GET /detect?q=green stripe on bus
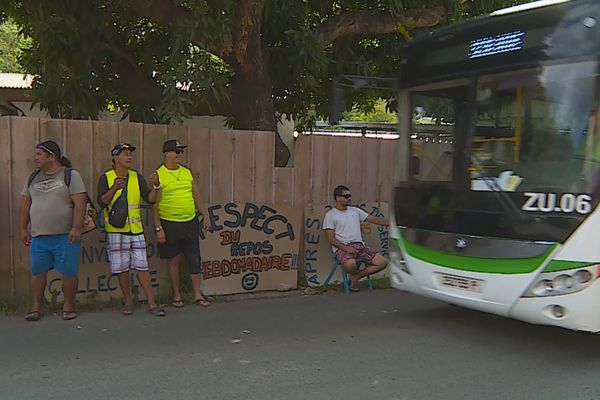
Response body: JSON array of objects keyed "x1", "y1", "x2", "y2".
[
  {"x1": 399, "y1": 237, "x2": 556, "y2": 274},
  {"x1": 544, "y1": 260, "x2": 595, "y2": 272}
]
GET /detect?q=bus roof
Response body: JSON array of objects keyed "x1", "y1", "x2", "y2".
[
  {"x1": 491, "y1": 0, "x2": 570, "y2": 16},
  {"x1": 402, "y1": 0, "x2": 598, "y2": 87}
]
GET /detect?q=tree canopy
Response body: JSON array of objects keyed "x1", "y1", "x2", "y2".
[
  {"x1": 0, "y1": 17, "x2": 30, "y2": 73},
  {"x1": 1, "y1": 0, "x2": 528, "y2": 164}
]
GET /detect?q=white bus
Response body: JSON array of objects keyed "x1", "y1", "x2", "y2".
[{"x1": 389, "y1": 0, "x2": 600, "y2": 332}]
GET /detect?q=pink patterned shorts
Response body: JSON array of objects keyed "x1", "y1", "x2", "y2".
[{"x1": 334, "y1": 242, "x2": 377, "y2": 265}]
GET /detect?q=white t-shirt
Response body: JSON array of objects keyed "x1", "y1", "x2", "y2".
[{"x1": 322, "y1": 206, "x2": 369, "y2": 253}]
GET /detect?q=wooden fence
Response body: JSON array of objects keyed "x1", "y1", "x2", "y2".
[{"x1": 0, "y1": 117, "x2": 395, "y2": 298}]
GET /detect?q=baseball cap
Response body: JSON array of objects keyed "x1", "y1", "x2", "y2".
[
  {"x1": 163, "y1": 139, "x2": 187, "y2": 152},
  {"x1": 36, "y1": 140, "x2": 62, "y2": 157},
  {"x1": 111, "y1": 143, "x2": 136, "y2": 156}
]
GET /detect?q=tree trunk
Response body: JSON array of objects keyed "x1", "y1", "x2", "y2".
[{"x1": 227, "y1": 0, "x2": 290, "y2": 167}]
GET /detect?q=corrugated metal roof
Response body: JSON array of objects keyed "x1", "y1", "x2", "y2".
[{"x1": 0, "y1": 73, "x2": 33, "y2": 89}]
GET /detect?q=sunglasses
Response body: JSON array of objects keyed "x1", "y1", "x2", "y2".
[
  {"x1": 36, "y1": 143, "x2": 55, "y2": 156},
  {"x1": 340, "y1": 194, "x2": 352, "y2": 199},
  {"x1": 174, "y1": 149, "x2": 184, "y2": 154}
]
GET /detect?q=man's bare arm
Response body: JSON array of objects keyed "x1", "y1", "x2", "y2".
[
  {"x1": 19, "y1": 195, "x2": 32, "y2": 246},
  {"x1": 365, "y1": 215, "x2": 389, "y2": 226}
]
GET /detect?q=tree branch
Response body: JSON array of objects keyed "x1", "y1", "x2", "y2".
[
  {"x1": 122, "y1": 0, "x2": 193, "y2": 29},
  {"x1": 122, "y1": 0, "x2": 234, "y2": 58},
  {"x1": 317, "y1": 6, "x2": 447, "y2": 45},
  {"x1": 190, "y1": 97, "x2": 233, "y2": 117}
]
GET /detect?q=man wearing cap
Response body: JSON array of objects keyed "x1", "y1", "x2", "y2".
[
  {"x1": 151, "y1": 139, "x2": 211, "y2": 308},
  {"x1": 20, "y1": 140, "x2": 87, "y2": 321},
  {"x1": 96, "y1": 143, "x2": 166, "y2": 317}
]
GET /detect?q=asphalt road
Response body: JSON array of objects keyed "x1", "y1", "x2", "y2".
[{"x1": 2, "y1": 289, "x2": 600, "y2": 400}]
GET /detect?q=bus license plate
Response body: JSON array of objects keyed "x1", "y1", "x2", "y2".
[{"x1": 437, "y1": 273, "x2": 483, "y2": 293}]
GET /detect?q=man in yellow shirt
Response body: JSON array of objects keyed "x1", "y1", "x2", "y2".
[{"x1": 152, "y1": 140, "x2": 211, "y2": 307}]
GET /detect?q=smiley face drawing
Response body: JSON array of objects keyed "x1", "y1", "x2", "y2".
[{"x1": 242, "y1": 273, "x2": 259, "y2": 291}]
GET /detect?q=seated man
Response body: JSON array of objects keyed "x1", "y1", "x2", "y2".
[{"x1": 323, "y1": 185, "x2": 389, "y2": 291}]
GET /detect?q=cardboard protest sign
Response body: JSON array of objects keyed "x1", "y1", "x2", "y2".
[
  {"x1": 44, "y1": 205, "x2": 169, "y2": 303},
  {"x1": 303, "y1": 203, "x2": 389, "y2": 287},
  {"x1": 44, "y1": 202, "x2": 302, "y2": 301},
  {"x1": 200, "y1": 202, "x2": 301, "y2": 295}
]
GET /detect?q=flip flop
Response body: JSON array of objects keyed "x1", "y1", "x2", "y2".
[
  {"x1": 193, "y1": 298, "x2": 211, "y2": 307},
  {"x1": 121, "y1": 304, "x2": 133, "y2": 316},
  {"x1": 169, "y1": 300, "x2": 184, "y2": 308},
  {"x1": 62, "y1": 310, "x2": 77, "y2": 320},
  {"x1": 148, "y1": 307, "x2": 167, "y2": 317},
  {"x1": 25, "y1": 310, "x2": 42, "y2": 322},
  {"x1": 347, "y1": 279, "x2": 360, "y2": 292}
]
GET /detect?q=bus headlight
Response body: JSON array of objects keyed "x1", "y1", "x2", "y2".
[
  {"x1": 530, "y1": 279, "x2": 552, "y2": 296},
  {"x1": 522, "y1": 266, "x2": 598, "y2": 298},
  {"x1": 573, "y1": 270, "x2": 592, "y2": 284},
  {"x1": 552, "y1": 275, "x2": 574, "y2": 291}
]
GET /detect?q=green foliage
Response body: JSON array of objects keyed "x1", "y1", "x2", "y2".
[
  {"x1": 344, "y1": 98, "x2": 397, "y2": 123},
  {"x1": 0, "y1": 17, "x2": 30, "y2": 73},
  {"x1": 0, "y1": 0, "x2": 527, "y2": 127}
]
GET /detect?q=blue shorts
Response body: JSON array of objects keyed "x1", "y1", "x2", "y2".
[{"x1": 30, "y1": 234, "x2": 81, "y2": 277}]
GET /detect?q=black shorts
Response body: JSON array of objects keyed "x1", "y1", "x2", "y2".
[{"x1": 158, "y1": 218, "x2": 201, "y2": 274}]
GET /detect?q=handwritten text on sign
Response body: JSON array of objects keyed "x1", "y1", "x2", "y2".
[{"x1": 200, "y1": 202, "x2": 301, "y2": 294}]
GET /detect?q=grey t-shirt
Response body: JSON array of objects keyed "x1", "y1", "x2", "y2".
[{"x1": 21, "y1": 168, "x2": 86, "y2": 237}]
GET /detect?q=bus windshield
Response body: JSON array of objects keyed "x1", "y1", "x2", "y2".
[
  {"x1": 398, "y1": 61, "x2": 600, "y2": 242},
  {"x1": 471, "y1": 61, "x2": 600, "y2": 195}
]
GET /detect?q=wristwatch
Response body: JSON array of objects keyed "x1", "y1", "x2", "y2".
[{"x1": 154, "y1": 226, "x2": 163, "y2": 232}]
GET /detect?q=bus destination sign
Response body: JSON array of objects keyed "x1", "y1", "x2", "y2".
[{"x1": 469, "y1": 30, "x2": 525, "y2": 59}]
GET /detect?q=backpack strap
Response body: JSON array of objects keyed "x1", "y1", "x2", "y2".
[
  {"x1": 27, "y1": 169, "x2": 41, "y2": 188},
  {"x1": 28, "y1": 168, "x2": 72, "y2": 188},
  {"x1": 64, "y1": 167, "x2": 73, "y2": 187}
]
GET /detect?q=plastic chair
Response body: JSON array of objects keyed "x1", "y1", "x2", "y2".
[{"x1": 321, "y1": 256, "x2": 373, "y2": 294}]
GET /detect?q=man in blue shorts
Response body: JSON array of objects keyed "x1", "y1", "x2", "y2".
[{"x1": 19, "y1": 140, "x2": 87, "y2": 321}]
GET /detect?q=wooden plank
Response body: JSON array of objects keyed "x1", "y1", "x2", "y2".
[
  {"x1": 0, "y1": 118, "x2": 11, "y2": 290},
  {"x1": 362, "y1": 138, "x2": 381, "y2": 203},
  {"x1": 311, "y1": 135, "x2": 332, "y2": 205},
  {"x1": 188, "y1": 127, "x2": 211, "y2": 202},
  {"x1": 210, "y1": 129, "x2": 235, "y2": 203},
  {"x1": 141, "y1": 124, "x2": 167, "y2": 179},
  {"x1": 118, "y1": 122, "x2": 143, "y2": 172},
  {"x1": 253, "y1": 131, "x2": 274, "y2": 204},
  {"x1": 233, "y1": 130, "x2": 254, "y2": 203},
  {"x1": 65, "y1": 120, "x2": 93, "y2": 196},
  {"x1": 329, "y1": 137, "x2": 349, "y2": 203},
  {"x1": 92, "y1": 122, "x2": 118, "y2": 196},
  {"x1": 39, "y1": 118, "x2": 64, "y2": 144},
  {"x1": 379, "y1": 139, "x2": 396, "y2": 204},
  {"x1": 273, "y1": 167, "x2": 294, "y2": 206},
  {"x1": 9, "y1": 117, "x2": 38, "y2": 293},
  {"x1": 347, "y1": 138, "x2": 366, "y2": 203},
  {"x1": 292, "y1": 135, "x2": 312, "y2": 207}
]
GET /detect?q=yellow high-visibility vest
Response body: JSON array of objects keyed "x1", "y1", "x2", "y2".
[{"x1": 103, "y1": 169, "x2": 143, "y2": 234}]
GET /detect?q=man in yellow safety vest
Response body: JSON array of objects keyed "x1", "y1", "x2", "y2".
[{"x1": 97, "y1": 143, "x2": 166, "y2": 317}]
